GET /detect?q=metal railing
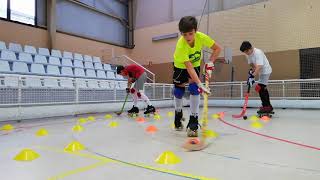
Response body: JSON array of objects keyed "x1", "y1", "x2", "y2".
[{"x1": 106, "y1": 55, "x2": 156, "y2": 83}]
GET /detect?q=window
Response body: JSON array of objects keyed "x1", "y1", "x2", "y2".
[
  {"x1": 0, "y1": 0, "x2": 7, "y2": 18},
  {"x1": 10, "y1": 0, "x2": 35, "y2": 25}
]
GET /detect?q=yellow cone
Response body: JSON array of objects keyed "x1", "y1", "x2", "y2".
[
  {"x1": 108, "y1": 121, "x2": 119, "y2": 128},
  {"x1": 211, "y1": 114, "x2": 220, "y2": 119},
  {"x1": 154, "y1": 114, "x2": 161, "y2": 120},
  {"x1": 105, "y1": 114, "x2": 113, "y2": 119},
  {"x1": 251, "y1": 121, "x2": 263, "y2": 129},
  {"x1": 64, "y1": 141, "x2": 85, "y2": 152},
  {"x1": 249, "y1": 115, "x2": 259, "y2": 122},
  {"x1": 78, "y1": 118, "x2": 87, "y2": 124},
  {"x1": 155, "y1": 151, "x2": 181, "y2": 165},
  {"x1": 1, "y1": 124, "x2": 14, "y2": 131},
  {"x1": 14, "y1": 149, "x2": 40, "y2": 161},
  {"x1": 36, "y1": 128, "x2": 48, "y2": 136},
  {"x1": 167, "y1": 111, "x2": 174, "y2": 117},
  {"x1": 72, "y1": 125, "x2": 84, "y2": 132},
  {"x1": 87, "y1": 116, "x2": 95, "y2": 121},
  {"x1": 203, "y1": 129, "x2": 218, "y2": 138}
]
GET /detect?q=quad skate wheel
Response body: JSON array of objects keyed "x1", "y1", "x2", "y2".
[{"x1": 243, "y1": 115, "x2": 248, "y2": 120}]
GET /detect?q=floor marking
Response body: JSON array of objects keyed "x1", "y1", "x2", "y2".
[{"x1": 218, "y1": 118, "x2": 320, "y2": 151}]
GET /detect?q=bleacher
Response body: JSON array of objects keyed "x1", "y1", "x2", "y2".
[{"x1": 0, "y1": 41, "x2": 128, "y2": 105}]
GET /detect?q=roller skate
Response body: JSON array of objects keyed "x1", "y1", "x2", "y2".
[
  {"x1": 186, "y1": 115, "x2": 199, "y2": 137},
  {"x1": 128, "y1": 106, "x2": 139, "y2": 117},
  {"x1": 257, "y1": 106, "x2": 274, "y2": 118},
  {"x1": 144, "y1": 105, "x2": 156, "y2": 117},
  {"x1": 174, "y1": 110, "x2": 185, "y2": 131}
]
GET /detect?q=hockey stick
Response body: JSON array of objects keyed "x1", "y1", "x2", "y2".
[
  {"x1": 116, "y1": 83, "x2": 134, "y2": 116},
  {"x1": 232, "y1": 85, "x2": 251, "y2": 119}
]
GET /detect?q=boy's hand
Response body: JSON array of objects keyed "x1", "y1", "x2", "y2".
[
  {"x1": 197, "y1": 83, "x2": 211, "y2": 95},
  {"x1": 204, "y1": 62, "x2": 215, "y2": 78},
  {"x1": 247, "y1": 69, "x2": 255, "y2": 87}
]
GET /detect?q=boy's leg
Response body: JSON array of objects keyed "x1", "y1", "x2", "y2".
[
  {"x1": 256, "y1": 74, "x2": 273, "y2": 113},
  {"x1": 128, "y1": 88, "x2": 139, "y2": 114}
]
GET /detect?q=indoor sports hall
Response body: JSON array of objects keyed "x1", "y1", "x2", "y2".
[{"x1": 0, "y1": 0, "x2": 319, "y2": 180}]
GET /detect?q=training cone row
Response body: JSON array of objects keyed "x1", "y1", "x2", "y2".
[{"x1": 155, "y1": 151, "x2": 181, "y2": 165}]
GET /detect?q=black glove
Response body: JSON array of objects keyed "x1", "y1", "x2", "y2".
[
  {"x1": 126, "y1": 88, "x2": 130, "y2": 94},
  {"x1": 247, "y1": 69, "x2": 255, "y2": 86}
]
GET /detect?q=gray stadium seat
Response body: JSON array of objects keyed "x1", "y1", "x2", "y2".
[
  {"x1": 0, "y1": 41, "x2": 6, "y2": 50},
  {"x1": 116, "y1": 74, "x2": 125, "y2": 80},
  {"x1": 51, "y1": 49, "x2": 62, "y2": 58},
  {"x1": 107, "y1": 71, "x2": 115, "y2": 79},
  {"x1": 76, "y1": 79, "x2": 87, "y2": 88},
  {"x1": 63, "y1": 51, "x2": 73, "y2": 59},
  {"x1": 94, "y1": 62, "x2": 103, "y2": 70},
  {"x1": 103, "y1": 64, "x2": 112, "y2": 70},
  {"x1": 96, "y1": 70, "x2": 107, "y2": 79},
  {"x1": 48, "y1": 56, "x2": 61, "y2": 65},
  {"x1": 0, "y1": 60, "x2": 11, "y2": 72},
  {"x1": 84, "y1": 62, "x2": 94, "y2": 69},
  {"x1": 1, "y1": 50, "x2": 16, "y2": 61},
  {"x1": 24, "y1": 45, "x2": 37, "y2": 54},
  {"x1": 31, "y1": 64, "x2": 46, "y2": 74},
  {"x1": 60, "y1": 79, "x2": 74, "y2": 88},
  {"x1": 84, "y1": 55, "x2": 93, "y2": 62},
  {"x1": 24, "y1": 77, "x2": 42, "y2": 87},
  {"x1": 74, "y1": 53, "x2": 83, "y2": 61},
  {"x1": 8, "y1": 43, "x2": 22, "y2": 52},
  {"x1": 74, "y1": 68, "x2": 85, "y2": 77},
  {"x1": 18, "y1": 53, "x2": 33, "y2": 63},
  {"x1": 73, "y1": 60, "x2": 84, "y2": 68},
  {"x1": 13, "y1": 61, "x2": 29, "y2": 73},
  {"x1": 38, "y1": 48, "x2": 50, "y2": 56},
  {"x1": 61, "y1": 67, "x2": 74, "y2": 76},
  {"x1": 86, "y1": 69, "x2": 96, "y2": 78},
  {"x1": 44, "y1": 78, "x2": 59, "y2": 88},
  {"x1": 34, "y1": 55, "x2": 48, "y2": 64},
  {"x1": 61, "y1": 58, "x2": 73, "y2": 67},
  {"x1": 93, "y1": 56, "x2": 101, "y2": 63},
  {"x1": 87, "y1": 80, "x2": 99, "y2": 89},
  {"x1": 47, "y1": 65, "x2": 60, "y2": 76}
]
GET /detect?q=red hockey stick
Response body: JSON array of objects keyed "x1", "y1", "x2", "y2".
[{"x1": 232, "y1": 85, "x2": 251, "y2": 119}]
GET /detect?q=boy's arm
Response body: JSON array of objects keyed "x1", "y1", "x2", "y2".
[
  {"x1": 209, "y1": 43, "x2": 222, "y2": 63},
  {"x1": 185, "y1": 61, "x2": 201, "y2": 84},
  {"x1": 253, "y1": 65, "x2": 262, "y2": 77}
]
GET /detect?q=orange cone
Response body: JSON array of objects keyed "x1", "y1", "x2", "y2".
[
  {"x1": 136, "y1": 117, "x2": 146, "y2": 123},
  {"x1": 260, "y1": 116, "x2": 270, "y2": 122},
  {"x1": 146, "y1": 125, "x2": 158, "y2": 134},
  {"x1": 219, "y1": 112, "x2": 225, "y2": 119}
]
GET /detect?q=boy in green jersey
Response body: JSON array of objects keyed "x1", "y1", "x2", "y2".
[{"x1": 173, "y1": 16, "x2": 222, "y2": 137}]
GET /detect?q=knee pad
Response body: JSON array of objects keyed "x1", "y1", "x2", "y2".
[
  {"x1": 173, "y1": 85, "x2": 185, "y2": 99},
  {"x1": 188, "y1": 83, "x2": 200, "y2": 95},
  {"x1": 130, "y1": 88, "x2": 136, "y2": 94},
  {"x1": 137, "y1": 92, "x2": 141, "y2": 98}
]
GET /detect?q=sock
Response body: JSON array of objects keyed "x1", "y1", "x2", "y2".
[
  {"x1": 132, "y1": 93, "x2": 138, "y2": 106},
  {"x1": 139, "y1": 92, "x2": 151, "y2": 106},
  {"x1": 190, "y1": 95, "x2": 200, "y2": 117},
  {"x1": 175, "y1": 97, "x2": 183, "y2": 112}
]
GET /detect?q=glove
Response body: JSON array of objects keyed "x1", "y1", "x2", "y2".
[
  {"x1": 197, "y1": 83, "x2": 211, "y2": 95},
  {"x1": 204, "y1": 62, "x2": 215, "y2": 78},
  {"x1": 247, "y1": 69, "x2": 255, "y2": 87},
  {"x1": 131, "y1": 78, "x2": 137, "y2": 83},
  {"x1": 126, "y1": 88, "x2": 130, "y2": 94}
]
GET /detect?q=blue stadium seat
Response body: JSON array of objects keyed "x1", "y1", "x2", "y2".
[
  {"x1": 74, "y1": 53, "x2": 83, "y2": 61},
  {"x1": 107, "y1": 71, "x2": 115, "y2": 79},
  {"x1": 0, "y1": 60, "x2": 11, "y2": 72},
  {"x1": 0, "y1": 41, "x2": 6, "y2": 50},
  {"x1": 96, "y1": 70, "x2": 107, "y2": 79},
  {"x1": 13, "y1": 61, "x2": 29, "y2": 73},
  {"x1": 103, "y1": 64, "x2": 112, "y2": 70},
  {"x1": 51, "y1": 49, "x2": 62, "y2": 58},
  {"x1": 31, "y1": 63, "x2": 46, "y2": 75},
  {"x1": 94, "y1": 62, "x2": 103, "y2": 70},
  {"x1": 63, "y1": 51, "x2": 73, "y2": 59},
  {"x1": 1, "y1": 50, "x2": 17, "y2": 61},
  {"x1": 47, "y1": 65, "x2": 60, "y2": 76},
  {"x1": 24, "y1": 45, "x2": 37, "y2": 54},
  {"x1": 93, "y1": 56, "x2": 101, "y2": 63},
  {"x1": 48, "y1": 56, "x2": 61, "y2": 65},
  {"x1": 38, "y1": 48, "x2": 50, "y2": 56},
  {"x1": 74, "y1": 68, "x2": 85, "y2": 77},
  {"x1": 84, "y1": 62, "x2": 94, "y2": 69},
  {"x1": 18, "y1": 53, "x2": 33, "y2": 63},
  {"x1": 86, "y1": 69, "x2": 96, "y2": 78},
  {"x1": 61, "y1": 67, "x2": 74, "y2": 76},
  {"x1": 8, "y1": 43, "x2": 22, "y2": 52},
  {"x1": 34, "y1": 55, "x2": 48, "y2": 64},
  {"x1": 61, "y1": 58, "x2": 73, "y2": 67},
  {"x1": 74, "y1": 60, "x2": 84, "y2": 68},
  {"x1": 84, "y1": 55, "x2": 93, "y2": 62}
]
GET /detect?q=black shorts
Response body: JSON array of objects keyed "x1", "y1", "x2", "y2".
[{"x1": 173, "y1": 66, "x2": 201, "y2": 85}]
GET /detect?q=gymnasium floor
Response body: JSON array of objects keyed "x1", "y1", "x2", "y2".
[{"x1": 0, "y1": 107, "x2": 319, "y2": 180}]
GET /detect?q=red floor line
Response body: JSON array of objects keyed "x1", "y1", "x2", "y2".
[{"x1": 218, "y1": 118, "x2": 320, "y2": 151}]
